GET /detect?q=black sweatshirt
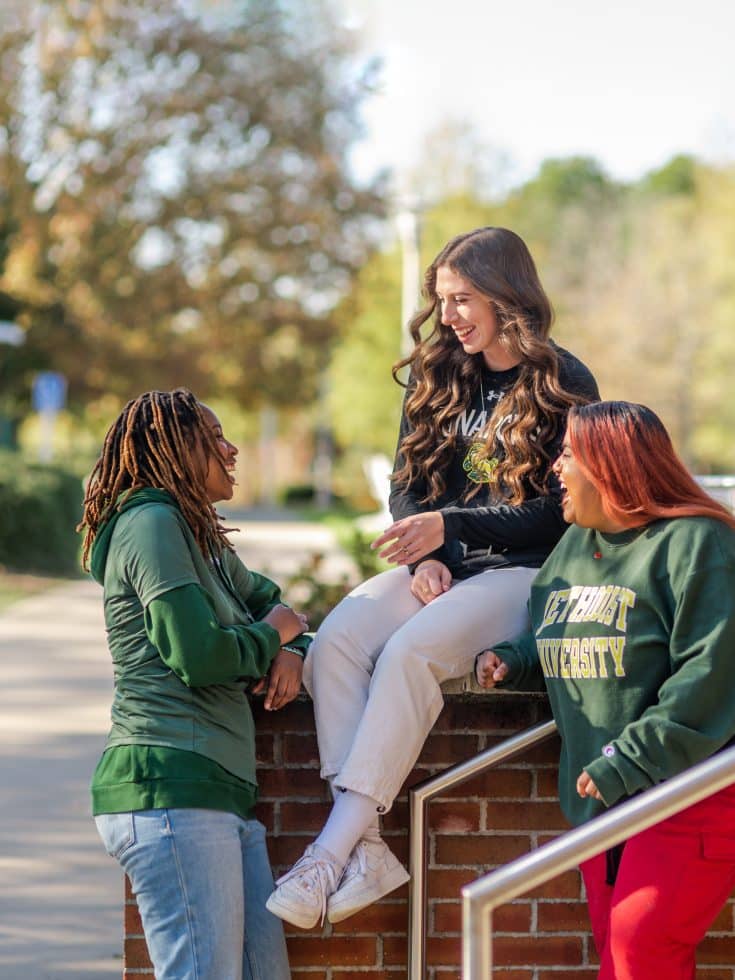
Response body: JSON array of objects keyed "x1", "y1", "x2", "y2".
[{"x1": 389, "y1": 346, "x2": 600, "y2": 579}]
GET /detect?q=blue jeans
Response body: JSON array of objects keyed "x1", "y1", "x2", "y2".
[{"x1": 95, "y1": 809, "x2": 290, "y2": 980}]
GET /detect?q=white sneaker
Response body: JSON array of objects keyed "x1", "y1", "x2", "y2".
[
  {"x1": 327, "y1": 838, "x2": 410, "y2": 924},
  {"x1": 266, "y1": 844, "x2": 342, "y2": 929}
]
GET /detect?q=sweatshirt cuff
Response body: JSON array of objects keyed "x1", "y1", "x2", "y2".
[
  {"x1": 583, "y1": 755, "x2": 633, "y2": 808},
  {"x1": 281, "y1": 633, "x2": 312, "y2": 658},
  {"x1": 409, "y1": 551, "x2": 450, "y2": 575},
  {"x1": 440, "y1": 509, "x2": 463, "y2": 540},
  {"x1": 251, "y1": 621, "x2": 282, "y2": 658},
  {"x1": 490, "y1": 644, "x2": 526, "y2": 691}
]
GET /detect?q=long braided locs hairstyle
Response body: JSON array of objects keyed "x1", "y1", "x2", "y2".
[
  {"x1": 79, "y1": 388, "x2": 233, "y2": 570},
  {"x1": 392, "y1": 227, "x2": 594, "y2": 506}
]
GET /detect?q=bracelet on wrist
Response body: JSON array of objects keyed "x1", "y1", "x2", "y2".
[{"x1": 281, "y1": 643, "x2": 306, "y2": 659}]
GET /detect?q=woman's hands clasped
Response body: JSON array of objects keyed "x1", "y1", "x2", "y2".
[
  {"x1": 254, "y1": 604, "x2": 309, "y2": 711},
  {"x1": 253, "y1": 648, "x2": 304, "y2": 711},
  {"x1": 410, "y1": 559, "x2": 452, "y2": 604},
  {"x1": 263, "y1": 603, "x2": 308, "y2": 645}
]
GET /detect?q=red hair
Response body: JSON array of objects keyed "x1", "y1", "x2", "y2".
[{"x1": 567, "y1": 401, "x2": 735, "y2": 531}]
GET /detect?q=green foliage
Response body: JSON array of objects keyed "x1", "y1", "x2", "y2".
[
  {"x1": 283, "y1": 553, "x2": 352, "y2": 630},
  {"x1": 0, "y1": 0, "x2": 384, "y2": 418},
  {"x1": 419, "y1": 194, "x2": 500, "y2": 267},
  {"x1": 327, "y1": 147, "x2": 735, "y2": 483},
  {"x1": 640, "y1": 155, "x2": 697, "y2": 197},
  {"x1": 282, "y1": 525, "x2": 387, "y2": 629},
  {"x1": 339, "y1": 527, "x2": 388, "y2": 581},
  {"x1": 327, "y1": 247, "x2": 404, "y2": 457},
  {"x1": 513, "y1": 156, "x2": 615, "y2": 211},
  {"x1": 280, "y1": 483, "x2": 317, "y2": 506},
  {"x1": 0, "y1": 451, "x2": 82, "y2": 574}
]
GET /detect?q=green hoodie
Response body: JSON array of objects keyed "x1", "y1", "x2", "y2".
[
  {"x1": 495, "y1": 516, "x2": 735, "y2": 827},
  {"x1": 90, "y1": 490, "x2": 309, "y2": 816}
]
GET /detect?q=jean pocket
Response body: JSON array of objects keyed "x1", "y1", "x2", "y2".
[{"x1": 95, "y1": 812, "x2": 136, "y2": 860}]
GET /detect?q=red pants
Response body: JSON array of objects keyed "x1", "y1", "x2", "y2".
[{"x1": 580, "y1": 783, "x2": 735, "y2": 980}]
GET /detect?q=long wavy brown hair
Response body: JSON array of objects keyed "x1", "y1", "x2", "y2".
[
  {"x1": 392, "y1": 227, "x2": 593, "y2": 505},
  {"x1": 78, "y1": 388, "x2": 233, "y2": 570}
]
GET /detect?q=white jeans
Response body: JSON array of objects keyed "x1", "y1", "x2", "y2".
[{"x1": 302, "y1": 564, "x2": 537, "y2": 812}]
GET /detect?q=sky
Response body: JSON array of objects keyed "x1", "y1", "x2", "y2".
[{"x1": 337, "y1": 0, "x2": 735, "y2": 192}]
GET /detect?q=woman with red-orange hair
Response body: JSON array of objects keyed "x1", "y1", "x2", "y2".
[{"x1": 477, "y1": 400, "x2": 735, "y2": 980}]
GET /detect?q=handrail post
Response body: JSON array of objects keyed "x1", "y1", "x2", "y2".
[
  {"x1": 462, "y1": 890, "x2": 492, "y2": 980},
  {"x1": 408, "y1": 790, "x2": 428, "y2": 980},
  {"x1": 408, "y1": 718, "x2": 558, "y2": 980},
  {"x1": 461, "y1": 744, "x2": 735, "y2": 980}
]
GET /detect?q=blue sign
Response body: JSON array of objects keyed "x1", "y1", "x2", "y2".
[
  {"x1": 0, "y1": 321, "x2": 25, "y2": 346},
  {"x1": 32, "y1": 371, "x2": 67, "y2": 414}
]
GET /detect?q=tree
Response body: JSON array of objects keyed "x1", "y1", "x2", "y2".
[
  {"x1": 402, "y1": 119, "x2": 513, "y2": 206},
  {"x1": 639, "y1": 154, "x2": 697, "y2": 197},
  {"x1": 327, "y1": 143, "x2": 735, "y2": 487},
  {"x1": 541, "y1": 159, "x2": 735, "y2": 471},
  {"x1": 0, "y1": 0, "x2": 384, "y2": 418},
  {"x1": 327, "y1": 245, "x2": 403, "y2": 457}
]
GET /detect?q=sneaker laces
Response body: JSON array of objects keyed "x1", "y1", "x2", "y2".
[
  {"x1": 342, "y1": 839, "x2": 373, "y2": 880},
  {"x1": 275, "y1": 848, "x2": 340, "y2": 926}
]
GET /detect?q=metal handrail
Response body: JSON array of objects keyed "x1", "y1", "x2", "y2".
[
  {"x1": 407, "y1": 719, "x2": 559, "y2": 980},
  {"x1": 462, "y1": 743, "x2": 735, "y2": 979}
]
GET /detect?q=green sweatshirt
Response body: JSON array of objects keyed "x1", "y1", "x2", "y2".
[
  {"x1": 90, "y1": 489, "x2": 310, "y2": 815},
  {"x1": 496, "y1": 516, "x2": 735, "y2": 826}
]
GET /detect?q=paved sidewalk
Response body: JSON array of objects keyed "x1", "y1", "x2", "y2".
[
  {"x1": 0, "y1": 580, "x2": 121, "y2": 980},
  {"x1": 0, "y1": 519, "x2": 352, "y2": 980}
]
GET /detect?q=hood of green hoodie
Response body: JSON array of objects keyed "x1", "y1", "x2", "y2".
[{"x1": 89, "y1": 489, "x2": 177, "y2": 584}]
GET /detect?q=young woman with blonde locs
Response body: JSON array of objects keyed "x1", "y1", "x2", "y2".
[
  {"x1": 80, "y1": 388, "x2": 310, "y2": 980},
  {"x1": 266, "y1": 227, "x2": 600, "y2": 930},
  {"x1": 477, "y1": 401, "x2": 735, "y2": 980}
]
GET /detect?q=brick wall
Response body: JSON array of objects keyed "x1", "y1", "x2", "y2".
[{"x1": 122, "y1": 692, "x2": 735, "y2": 979}]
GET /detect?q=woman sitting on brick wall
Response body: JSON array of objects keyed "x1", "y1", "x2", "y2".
[
  {"x1": 79, "y1": 388, "x2": 310, "y2": 980},
  {"x1": 476, "y1": 400, "x2": 735, "y2": 980},
  {"x1": 266, "y1": 226, "x2": 599, "y2": 929}
]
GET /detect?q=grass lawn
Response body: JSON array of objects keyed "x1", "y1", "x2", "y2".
[{"x1": 0, "y1": 569, "x2": 67, "y2": 612}]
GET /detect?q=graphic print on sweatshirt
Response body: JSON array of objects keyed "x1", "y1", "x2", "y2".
[
  {"x1": 446, "y1": 385, "x2": 514, "y2": 485},
  {"x1": 534, "y1": 584, "x2": 637, "y2": 680}
]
